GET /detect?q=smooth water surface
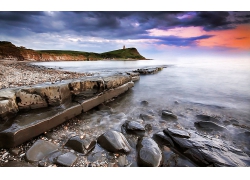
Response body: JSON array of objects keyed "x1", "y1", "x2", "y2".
[{"x1": 32, "y1": 58, "x2": 250, "y2": 158}]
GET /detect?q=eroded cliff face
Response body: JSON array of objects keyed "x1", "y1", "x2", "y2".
[{"x1": 0, "y1": 42, "x2": 88, "y2": 61}]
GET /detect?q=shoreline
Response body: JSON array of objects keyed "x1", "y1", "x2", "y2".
[{"x1": 0, "y1": 60, "x2": 92, "y2": 90}]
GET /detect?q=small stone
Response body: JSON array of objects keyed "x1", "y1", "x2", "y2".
[
  {"x1": 2, "y1": 152, "x2": 9, "y2": 159},
  {"x1": 9, "y1": 148, "x2": 21, "y2": 156}
]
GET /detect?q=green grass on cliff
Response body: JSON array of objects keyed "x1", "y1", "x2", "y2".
[
  {"x1": 101, "y1": 48, "x2": 146, "y2": 59},
  {"x1": 37, "y1": 48, "x2": 146, "y2": 60}
]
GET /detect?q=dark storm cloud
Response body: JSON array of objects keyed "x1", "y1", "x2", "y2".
[{"x1": 142, "y1": 35, "x2": 214, "y2": 46}]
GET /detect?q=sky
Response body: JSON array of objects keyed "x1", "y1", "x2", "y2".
[{"x1": 0, "y1": 10, "x2": 250, "y2": 60}]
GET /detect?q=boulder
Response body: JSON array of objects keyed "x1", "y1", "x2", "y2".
[
  {"x1": 55, "y1": 152, "x2": 78, "y2": 167},
  {"x1": 64, "y1": 136, "x2": 96, "y2": 155},
  {"x1": 137, "y1": 137, "x2": 162, "y2": 167},
  {"x1": 97, "y1": 130, "x2": 131, "y2": 153},
  {"x1": 122, "y1": 120, "x2": 145, "y2": 136},
  {"x1": 25, "y1": 140, "x2": 58, "y2": 162},
  {"x1": 162, "y1": 110, "x2": 178, "y2": 119}
]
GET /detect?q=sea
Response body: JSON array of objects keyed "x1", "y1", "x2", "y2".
[{"x1": 31, "y1": 57, "x2": 250, "y2": 154}]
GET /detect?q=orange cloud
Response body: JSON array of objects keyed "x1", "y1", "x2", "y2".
[{"x1": 197, "y1": 24, "x2": 250, "y2": 50}]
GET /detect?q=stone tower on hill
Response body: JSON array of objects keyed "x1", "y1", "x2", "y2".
[{"x1": 123, "y1": 45, "x2": 125, "y2": 49}]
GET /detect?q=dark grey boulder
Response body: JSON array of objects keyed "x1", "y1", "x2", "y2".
[
  {"x1": 137, "y1": 137, "x2": 162, "y2": 167},
  {"x1": 38, "y1": 150, "x2": 65, "y2": 166},
  {"x1": 163, "y1": 128, "x2": 190, "y2": 138},
  {"x1": 55, "y1": 152, "x2": 77, "y2": 167},
  {"x1": 122, "y1": 120, "x2": 145, "y2": 135},
  {"x1": 64, "y1": 136, "x2": 96, "y2": 155},
  {"x1": 162, "y1": 110, "x2": 178, "y2": 119},
  {"x1": 153, "y1": 131, "x2": 175, "y2": 147},
  {"x1": 194, "y1": 121, "x2": 227, "y2": 131},
  {"x1": 25, "y1": 140, "x2": 58, "y2": 163},
  {"x1": 97, "y1": 130, "x2": 131, "y2": 153}
]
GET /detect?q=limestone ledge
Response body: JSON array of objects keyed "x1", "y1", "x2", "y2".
[{"x1": 0, "y1": 73, "x2": 133, "y2": 122}]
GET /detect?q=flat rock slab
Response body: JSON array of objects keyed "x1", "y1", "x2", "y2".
[
  {"x1": 0, "y1": 102, "x2": 82, "y2": 148},
  {"x1": 194, "y1": 121, "x2": 227, "y2": 131},
  {"x1": 0, "y1": 89, "x2": 18, "y2": 121},
  {"x1": 55, "y1": 152, "x2": 77, "y2": 167},
  {"x1": 153, "y1": 131, "x2": 175, "y2": 147},
  {"x1": 65, "y1": 136, "x2": 96, "y2": 155},
  {"x1": 97, "y1": 130, "x2": 131, "y2": 153},
  {"x1": 196, "y1": 114, "x2": 221, "y2": 124},
  {"x1": 103, "y1": 75, "x2": 131, "y2": 90},
  {"x1": 164, "y1": 128, "x2": 250, "y2": 167},
  {"x1": 25, "y1": 140, "x2": 58, "y2": 163},
  {"x1": 163, "y1": 128, "x2": 190, "y2": 138},
  {"x1": 137, "y1": 137, "x2": 162, "y2": 167}
]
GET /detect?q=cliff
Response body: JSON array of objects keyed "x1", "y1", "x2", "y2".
[{"x1": 0, "y1": 41, "x2": 146, "y2": 61}]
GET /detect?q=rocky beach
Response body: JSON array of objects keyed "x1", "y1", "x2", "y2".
[
  {"x1": 0, "y1": 60, "x2": 93, "y2": 89},
  {"x1": 1, "y1": 59, "x2": 250, "y2": 167}
]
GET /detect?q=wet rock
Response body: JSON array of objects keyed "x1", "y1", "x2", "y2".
[
  {"x1": 125, "y1": 121, "x2": 145, "y2": 131},
  {"x1": 140, "y1": 113, "x2": 155, "y2": 121},
  {"x1": 153, "y1": 131, "x2": 174, "y2": 147},
  {"x1": 0, "y1": 89, "x2": 18, "y2": 121},
  {"x1": 163, "y1": 128, "x2": 190, "y2": 138},
  {"x1": 184, "y1": 148, "x2": 210, "y2": 166},
  {"x1": 196, "y1": 114, "x2": 221, "y2": 124},
  {"x1": 145, "y1": 124, "x2": 153, "y2": 132},
  {"x1": 140, "y1": 100, "x2": 149, "y2": 106},
  {"x1": 161, "y1": 110, "x2": 178, "y2": 119},
  {"x1": 161, "y1": 146, "x2": 176, "y2": 167},
  {"x1": 118, "y1": 155, "x2": 129, "y2": 167},
  {"x1": 64, "y1": 136, "x2": 96, "y2": 155},
  {"x1": 97, "y1": 130, "x2": 131, "y2": 153},
  {"x1": 55, "y1": 152, "x2": 77, "y2": 167},
  {"x1": 39, "y1": 150, "x2": 65, "y2": 165},
  {"x1": 25, "y1": 140, "x2": 58, "y2": 162},
  {"x1": 137, "y1": 137, "x2": 162, "y2": 167},
  {"x1": 166, "y1": 129, "x2": 250, "y2": 166},
  {"x1": 9, "y1": 148, "x2": 21, "y2": 156},
  {"x1": 194, "y1": 121, "x2": 227, "y2": 131}
]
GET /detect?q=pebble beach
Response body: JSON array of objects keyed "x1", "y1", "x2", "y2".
[{"x1": 0, "y1": 60, "x2": 92, "y2": 90}]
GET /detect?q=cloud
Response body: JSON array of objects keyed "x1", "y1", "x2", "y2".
[{"x1": 0, "y1": 11, "x2": 249, "y2": 53}]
